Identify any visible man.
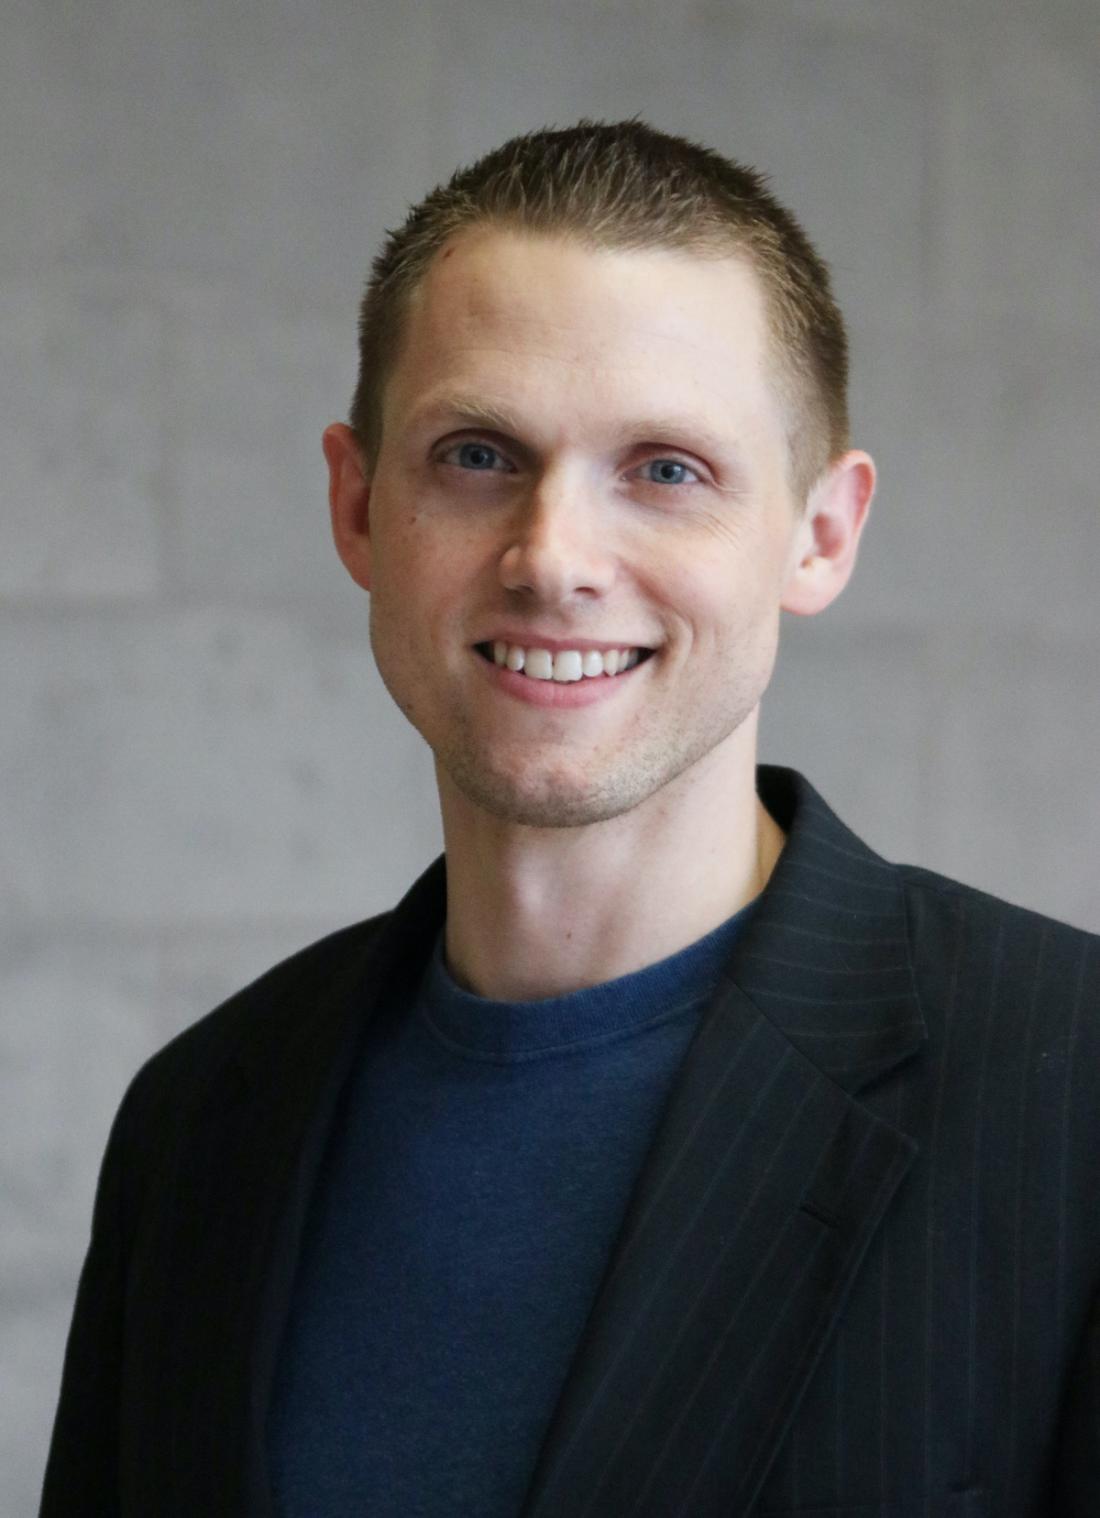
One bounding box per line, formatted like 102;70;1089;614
41;118;1099;1516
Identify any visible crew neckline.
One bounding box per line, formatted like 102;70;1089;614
416;899;757;1061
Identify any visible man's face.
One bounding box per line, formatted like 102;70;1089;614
349;229;812;829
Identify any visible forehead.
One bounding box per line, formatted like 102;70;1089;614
385;229;779;443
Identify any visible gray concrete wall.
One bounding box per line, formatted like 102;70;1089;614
4;0;1097;1507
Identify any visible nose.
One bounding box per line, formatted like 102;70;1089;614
497;479;616;604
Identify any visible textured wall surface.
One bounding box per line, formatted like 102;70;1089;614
4;0;1098;1508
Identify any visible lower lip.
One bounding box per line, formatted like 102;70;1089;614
475;650;648;707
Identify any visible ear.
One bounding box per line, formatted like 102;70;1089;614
323;422;373;592
779;449;876;616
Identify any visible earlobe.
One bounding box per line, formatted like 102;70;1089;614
780;450;875;618
323;422;373;592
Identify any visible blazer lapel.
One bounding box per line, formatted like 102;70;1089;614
518;767;925;1518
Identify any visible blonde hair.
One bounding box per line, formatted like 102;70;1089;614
350;116;850;504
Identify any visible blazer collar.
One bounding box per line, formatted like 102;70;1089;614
736;763;926;1091
231;762;925;1098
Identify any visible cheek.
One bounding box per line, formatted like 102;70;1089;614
649;546;781;645
370;518;448;603
649;504;790;595
368;519;490;676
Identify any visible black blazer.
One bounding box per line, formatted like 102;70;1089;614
40;766;1100;1517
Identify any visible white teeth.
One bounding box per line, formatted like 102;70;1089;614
487;642;645;680
552;650;584;683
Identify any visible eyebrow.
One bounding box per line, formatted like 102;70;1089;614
408;393;736;461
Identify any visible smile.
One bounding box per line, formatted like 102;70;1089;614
476;642;653;683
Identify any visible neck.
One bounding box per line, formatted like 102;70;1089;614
437;738;786;1002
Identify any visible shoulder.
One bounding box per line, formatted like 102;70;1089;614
897;860;1099;964
122;911;394;1115
895;860;1100;1059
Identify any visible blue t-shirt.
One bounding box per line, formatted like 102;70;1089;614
268;899;756;1517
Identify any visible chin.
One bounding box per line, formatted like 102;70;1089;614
442;751;652;830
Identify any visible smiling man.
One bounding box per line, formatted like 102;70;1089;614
42;119;1100;1518
322;229;861;1001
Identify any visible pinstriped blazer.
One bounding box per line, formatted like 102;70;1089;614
40;765;1100;1517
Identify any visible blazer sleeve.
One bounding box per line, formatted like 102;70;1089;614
1051;1280;1100;1512
37;1069;146;1517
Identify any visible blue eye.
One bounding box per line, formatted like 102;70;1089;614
643;458;699;486
448;441;507;471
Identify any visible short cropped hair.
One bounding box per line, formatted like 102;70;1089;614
349;116;850;505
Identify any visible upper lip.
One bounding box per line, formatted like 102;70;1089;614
475;632;653;654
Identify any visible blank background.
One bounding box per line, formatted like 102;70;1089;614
3;0;1097;1508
